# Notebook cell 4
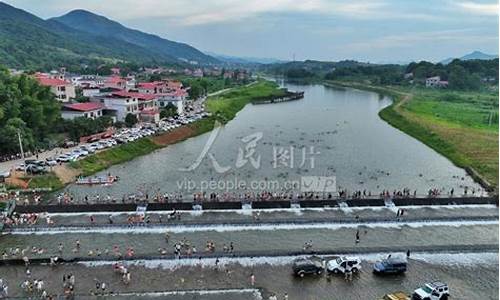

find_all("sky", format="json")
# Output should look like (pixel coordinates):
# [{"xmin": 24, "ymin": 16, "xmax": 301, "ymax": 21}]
[{"xmin": 3, "ymin": 0, "xmax": 499, "ymax": 63}]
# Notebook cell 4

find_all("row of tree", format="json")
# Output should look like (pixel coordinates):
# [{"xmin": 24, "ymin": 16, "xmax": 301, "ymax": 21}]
[{"xmin": 324, "ymin": 59, "xmax": 498, "ymax": 90}]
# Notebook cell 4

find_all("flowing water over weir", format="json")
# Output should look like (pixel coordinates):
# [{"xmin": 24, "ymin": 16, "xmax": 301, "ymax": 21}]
[{"xmin": 62, "ymin": 83, "xmax": 483, "ymax": 200}]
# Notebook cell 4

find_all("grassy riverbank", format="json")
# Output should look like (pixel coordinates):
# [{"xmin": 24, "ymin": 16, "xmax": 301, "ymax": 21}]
[
  {"xmin": 26, "ymin": 173, "xmax": 64, "ymax": 190},
  {"xmin": 61, "ymin": 80, "xmax": 285, "ymax": 184},
  {"xmin": 327, "ymin": 80, "xmax": 499, "ymax": 190},
  {"xmin": 70, "ymin": 138, "xmax": 161, "ymax": 176},
  {"xmin": 206, "ymin": 80, "xmax": 287, "ymax": 123}
]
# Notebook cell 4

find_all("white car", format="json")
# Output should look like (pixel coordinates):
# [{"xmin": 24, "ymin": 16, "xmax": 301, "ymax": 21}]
[
  {"xmin": 327, "ymin": 256, "xmax": 362, "ymax": 274},
  {"xmin": 412, "ymin": 281, "xmax": 450, "ymax": 300},
  {"xmin": 45, "ymin": 158, "xmax": 58, "ymax": 166},
  {"xmin": 75, "ymin": 149, "xmax": 89, "ymax": 156},
  {"xmin": 15, "ymin": 164, "xmax": 26, "ymax": 171},
  {"xmin": 98, "ymin": 141, "xmax": 112, "ymax": 148},
  {"xmin": 56, "ymin": 154, "xmax": 73, "ymax": 162},
  {"xmin": 91, "ymin": 143, "xmax": 104, "ymax": 150},
  {"xmin": 81, "ymin": 145, "xmax": 96, "ymax": 153}
]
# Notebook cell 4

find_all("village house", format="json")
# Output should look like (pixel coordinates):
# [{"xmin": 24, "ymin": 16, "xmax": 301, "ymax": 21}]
[
  {"xmin": 157, "ymin": 89, "xmax": 187, "ymax": 115},
  {"xmin": 93, "ymin": 90, "xmax": 159, "ymax": 123},
  {"xmin": 103, "ymin": 75, "xmax": 128, "ymax": 90},
  {"xmin": 35, "ymin": 73, "xmax": 76, "ymax": 102},
  {"xmin": 193, "ymin": 69, "xmax": 204, "ymax": 78},
  {"xmin": 137, "ymin": 81, "xmax": 169, "ymax": 94},
  {"xmin": 425, "ymin": 76, "xmax": 448, "ymax": 88},
  {"xmin": 61, "ymin": 102, "xmax": 104, "ymax": 120}
]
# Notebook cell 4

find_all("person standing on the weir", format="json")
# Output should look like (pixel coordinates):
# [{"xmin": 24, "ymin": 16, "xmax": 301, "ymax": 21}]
[{"xmin": 355, "ymin": 229, "xmax": 360, "ymax": 244}]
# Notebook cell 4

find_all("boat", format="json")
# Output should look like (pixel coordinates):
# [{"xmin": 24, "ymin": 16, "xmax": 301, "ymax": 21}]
[{"xmin": 76, "ymin": 175, "xmax": 119, "ymax": 185}]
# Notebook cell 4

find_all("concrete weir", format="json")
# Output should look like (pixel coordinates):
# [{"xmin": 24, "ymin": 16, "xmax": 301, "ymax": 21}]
[{"xmin": 13, "ymin": 196, "xmax": 499, "ymax": 213}]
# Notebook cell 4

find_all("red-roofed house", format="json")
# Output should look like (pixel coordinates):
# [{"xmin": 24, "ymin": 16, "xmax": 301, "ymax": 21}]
[
  {"xmin": 61, "ymin": 102, "xmax": 104, "ymax": 120},
  {"xmin": 35, "ymin": 74, "xmax": 76, "ymax": 102},
  {"xmin": 137, "ymin": 81, "xmax": 169, "ymax": 94},
  {"xmin": 103, "ymin": 76, "xmax": 127, "ymax": 90}
]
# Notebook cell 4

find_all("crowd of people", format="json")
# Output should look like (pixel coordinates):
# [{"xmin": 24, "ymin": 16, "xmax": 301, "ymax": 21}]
[{"xmin": 4, "ymin": 184, "xmax": 483, "ymax": 207}]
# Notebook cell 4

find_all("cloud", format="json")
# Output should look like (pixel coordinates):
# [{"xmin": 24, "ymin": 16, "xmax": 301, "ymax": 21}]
[
  {"xmin": 346, "ymin": 28, "xmax": 499, "ymax": 51},
  {"xmin": 455, "ymin": 1, "xmax": 499, "ymax": 15}
]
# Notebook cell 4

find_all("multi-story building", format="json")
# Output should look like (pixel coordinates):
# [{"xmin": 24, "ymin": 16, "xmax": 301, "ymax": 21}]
[{"xmin": 35, "ymin": 74, "xmax": 76, "ymax": 102}]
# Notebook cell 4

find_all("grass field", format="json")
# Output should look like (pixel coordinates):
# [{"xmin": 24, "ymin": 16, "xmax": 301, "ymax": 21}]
[
  {"xmin": 328, "ymin": 80, "xmax": 499, "ymax": 189},
  {"xmin": 206, "ymin": 80, "xmax": 287, "ymax": 123}
]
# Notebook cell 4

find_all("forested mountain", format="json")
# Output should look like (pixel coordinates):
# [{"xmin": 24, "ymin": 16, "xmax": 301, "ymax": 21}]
[
  {"xmin": 52, "ymin": 10, "xmax": 218, "ymax": 65},
  {"xmin": 0, "ymin": 2, "xmax": 217, "ymax": 70}
]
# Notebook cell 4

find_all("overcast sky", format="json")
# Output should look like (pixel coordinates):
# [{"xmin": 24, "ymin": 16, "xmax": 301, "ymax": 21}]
[{"xmin": 4, "ymin": 0, "xmax": 499, "ymax": 62}]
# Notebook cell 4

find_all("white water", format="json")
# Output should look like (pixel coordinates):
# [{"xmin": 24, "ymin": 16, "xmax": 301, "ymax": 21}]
[
  {"xmin": 39, "ymin": 204, "xmax": 498, "ymax": 217},
  {"xmin": 11, "ymin": 219, "xmax": 497, "ymax": 235},
  {"xmin": 78, "ymin": 251, "xmax": 498, "ymax": 270},
  {"xmin": 112, "ymin": 288, "xmax": 262, "ymax": 299}
]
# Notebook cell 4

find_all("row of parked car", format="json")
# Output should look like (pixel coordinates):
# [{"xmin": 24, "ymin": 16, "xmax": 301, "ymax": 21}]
[
  {"xmin": 158, "ymin": 112, "xmax": 208, "ymax": 132},
  {"xmin": 15, "ymin": 127, "xmax": 162, "ymax": 173},
  {"xmin": 292, "ymin": 256, "xmax": 450, "ymax": 300},
  {"xmin": 15, "ymin": 113, "xmax": 210, "ymax": 173}
]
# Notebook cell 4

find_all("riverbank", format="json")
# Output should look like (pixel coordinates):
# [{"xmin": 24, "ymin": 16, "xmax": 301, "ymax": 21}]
[
  {"xmin": 325, "ymin": 80, "xmax": 499, "ymax": 191},
  {"xmin": 206, "ymin": 80, "xmax": 287, "ymax": 123}
]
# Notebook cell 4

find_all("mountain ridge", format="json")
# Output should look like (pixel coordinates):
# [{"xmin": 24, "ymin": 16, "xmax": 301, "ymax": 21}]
[
  {"xmin": 51, "ymin": 9, "xmax": 218, "ymax": 65},
  {"xmin": 440, "ymin": 51, "xmax": 498, "ymax": 64}
]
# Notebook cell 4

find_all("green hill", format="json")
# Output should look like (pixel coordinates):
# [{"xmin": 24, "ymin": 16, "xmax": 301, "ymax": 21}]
[{"xmin": 0, "ymin": 2, "xmax": 217, "ymax": 70}]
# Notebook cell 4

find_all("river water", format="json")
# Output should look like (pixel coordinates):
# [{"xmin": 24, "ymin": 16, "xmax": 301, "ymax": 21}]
[{"xmin": 64, "ymin": 82, "xmax": 481, "ymax": 199}]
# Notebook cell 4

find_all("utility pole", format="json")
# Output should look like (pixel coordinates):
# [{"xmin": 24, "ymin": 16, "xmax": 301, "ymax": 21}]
[
  {"xmin": 17, "ymin": 129, "xmax": 24, "ymax": 161},
  {"xmin": 17, "ymin": 129, "xmax": 26, "ymax": 175}
]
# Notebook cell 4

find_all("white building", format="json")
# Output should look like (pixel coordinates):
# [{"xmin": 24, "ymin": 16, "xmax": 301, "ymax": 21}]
[
  {"xmin": 425, "ymin": 76, "xmax": 448, "ymax": 88},
  {"xmin": 157, "ymin": 89, "xmax": 187, "ymax": 115},
  {"xmin": 35, "ymin": 74, "xmax": 76, "ymax": 102},
  {"xmin": 93, "ymin": 90, "xmax": 159, "ymax": 122}
]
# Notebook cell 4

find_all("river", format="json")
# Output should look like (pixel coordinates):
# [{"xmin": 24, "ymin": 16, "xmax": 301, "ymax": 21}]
[{"xmin": 63, "ymin": 82, "xmax": 482, "ymax": 200}]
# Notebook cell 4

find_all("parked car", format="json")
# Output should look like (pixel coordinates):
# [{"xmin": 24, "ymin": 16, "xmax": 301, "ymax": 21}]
[
  {"xmin": 72, "ymin": 149, "xmax": 88, "ymax": 157},
  {"xmin": 373, "ymin": 255, "xmax": 407, "ymax": 275},
  {"xmin": 292, "ymin": 257, "xmax": 324, "ymax": 277},
  {"xmin": 25, "ymin": 159, "xmax": 45, "ymax": 166},
  {"xmin": 15, "ymin": 164, "xmax": 26, "ymax": 171},
  {"xmin": 327, "ymin": 256, "xmax": 362, "ymax": 274},
  {"xmin": 80, "ymin": 145, "xmax": 96, "ymax": 154},
  {"xmin": 45, "ymin": 158, "xmax": 58, "ymax": 166},
  {"xmin": 26, "ymin": 164, "xmax": 46, "ymax": 174},
  {"xmin": 90, "ymin": 143, "xmax": 104, "ymax": 150},
  {"xmin": 412, "ymin": 281, "xmax": 449, "ymax": 300},
  {"xmin": 56, "ymin": 154, "xmax": 74, "ymax": 162}
]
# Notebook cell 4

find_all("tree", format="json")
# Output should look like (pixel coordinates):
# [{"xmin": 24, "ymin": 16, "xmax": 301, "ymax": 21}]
[
  {"xmin": 0, "ymin": 67, "xmax": 60, "ymax": 154},
  {"xmin": 160, "ymin": 103, "xmax": 178, "ymax": 119},
  {"xmin": 125, "ymin": 113, "xmax": 138, "ymax": 128}
]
